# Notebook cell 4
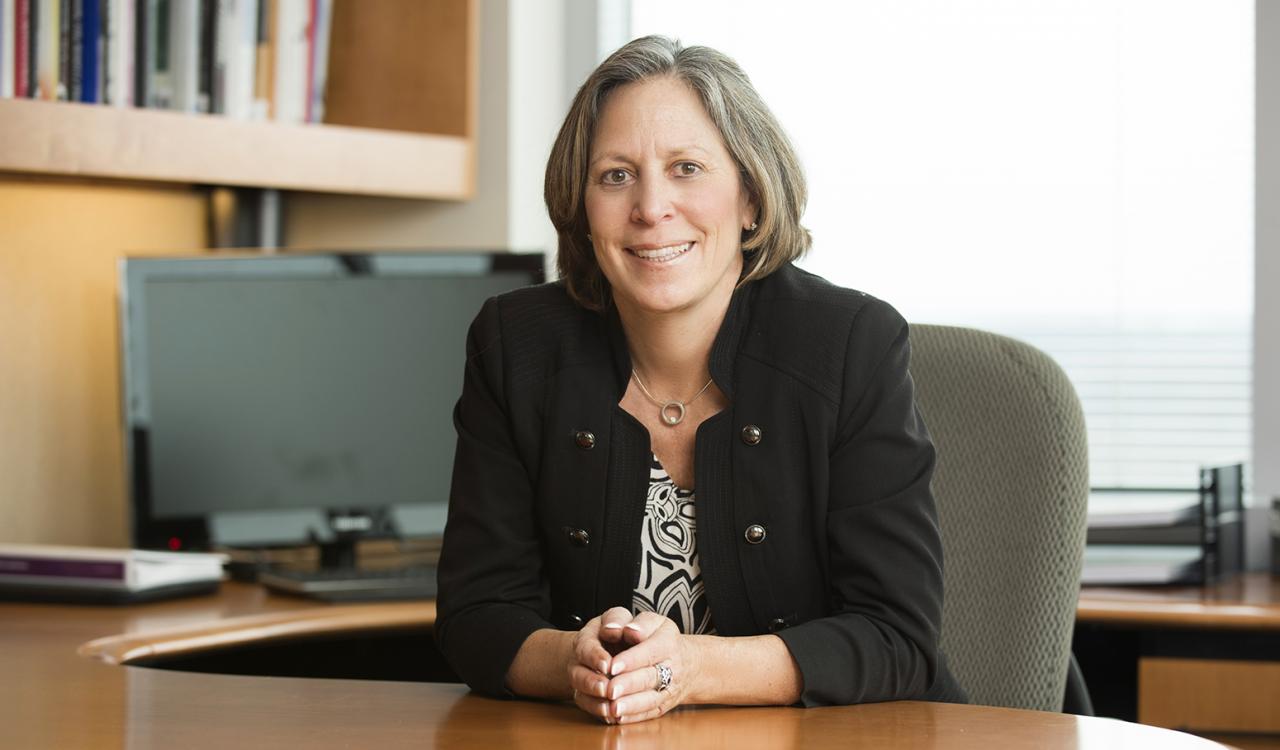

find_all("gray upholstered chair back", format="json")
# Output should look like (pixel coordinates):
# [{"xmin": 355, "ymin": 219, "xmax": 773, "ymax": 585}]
[{"xmin": 909, "ymin": 324, "xmax": 1089, "ymax": 712}]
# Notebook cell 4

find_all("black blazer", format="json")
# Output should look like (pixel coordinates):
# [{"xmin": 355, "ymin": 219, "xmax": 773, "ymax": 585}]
[{"xmin": 435, "ymin": 263, "xmax": 966, "ymax": 706}]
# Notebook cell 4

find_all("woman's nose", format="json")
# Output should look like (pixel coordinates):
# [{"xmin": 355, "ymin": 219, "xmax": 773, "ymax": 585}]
[{"xmin": 631, "ymin": 177, "xmax": 675, "ymax": 226}]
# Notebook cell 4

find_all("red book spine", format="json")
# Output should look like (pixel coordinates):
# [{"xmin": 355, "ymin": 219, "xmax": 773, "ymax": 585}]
[{"xmin": 15, "ymin": 0, "xmax": 30, "ymax": 97}]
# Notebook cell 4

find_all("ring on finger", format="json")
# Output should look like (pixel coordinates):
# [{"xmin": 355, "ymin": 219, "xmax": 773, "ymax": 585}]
[{"xmin": 654, "ymin": 663, "xmax": 673, "ymax": 692}]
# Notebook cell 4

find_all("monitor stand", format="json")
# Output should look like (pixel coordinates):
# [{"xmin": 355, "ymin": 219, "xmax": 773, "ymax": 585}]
[{"xmin": 317, "ymin": 534, "xmax": 361, "ymax": 571}]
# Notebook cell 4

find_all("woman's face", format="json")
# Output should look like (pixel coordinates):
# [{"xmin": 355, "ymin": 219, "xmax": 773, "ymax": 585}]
[{"xmin": 584, "ymin": 77, "xmax": 756, "ymax": 318}]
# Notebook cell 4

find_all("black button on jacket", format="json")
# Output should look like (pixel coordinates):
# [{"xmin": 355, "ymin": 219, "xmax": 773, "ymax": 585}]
[{"xmin": 435, "ymin": 263, "xmax": 966, "ymax": 707}]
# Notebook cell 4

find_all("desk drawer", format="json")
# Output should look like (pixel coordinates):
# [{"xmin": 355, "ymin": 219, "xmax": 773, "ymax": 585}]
[{"xmin": 1139, "ymin": 657, "xmax": 1280, "ymax": 733}]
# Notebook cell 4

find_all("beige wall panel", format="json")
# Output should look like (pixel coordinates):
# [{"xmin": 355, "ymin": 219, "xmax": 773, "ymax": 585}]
[
  {"xmin": 0, "ymin": 175, "xmax": 207, "ymax": 547},
  {"xmin": 285, "ymin": 0, "xmax": 509, "ymax": 253}
]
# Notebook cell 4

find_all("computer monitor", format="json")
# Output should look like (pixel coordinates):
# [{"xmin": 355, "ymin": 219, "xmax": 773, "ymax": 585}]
[{"xmin": 119, "ymin": 251, "xmax": 544, "ymax": 561}]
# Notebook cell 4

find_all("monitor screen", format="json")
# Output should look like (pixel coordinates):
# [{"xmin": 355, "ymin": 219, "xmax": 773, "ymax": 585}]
[{"xmin": 120, "ymin": 252, "xmax": 544, "ymax": 551}]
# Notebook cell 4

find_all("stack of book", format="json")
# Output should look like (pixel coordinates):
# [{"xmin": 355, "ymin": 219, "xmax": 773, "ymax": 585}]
[
  {"xmin": 0, "ymin": 543, "xmax": 227, "ymax": 603},
  {"xmin": 1082, "ymin": 464, "xmax": 1245, "ymax": 586},
  {"xmin": 0, "ymin": 0, "xmax": 333, "ymax": 122}
]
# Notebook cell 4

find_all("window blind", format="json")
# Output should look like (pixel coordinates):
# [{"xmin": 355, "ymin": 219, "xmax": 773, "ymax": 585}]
[
  {"xmin": 631, "ymin": 0, "xmax": 1254, "ymax": 495},
  {"xmin": 994, "ymin": 320, "xmax": 1251, "ymax": 490}
]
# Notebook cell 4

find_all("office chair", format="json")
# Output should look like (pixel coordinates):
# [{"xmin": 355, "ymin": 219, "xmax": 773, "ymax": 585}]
[{"xmin": 909, "ymin": 324, "xmax": 1090, "ymax": 713}]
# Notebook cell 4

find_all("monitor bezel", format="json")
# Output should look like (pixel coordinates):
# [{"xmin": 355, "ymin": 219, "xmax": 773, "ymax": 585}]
[{"xmin": 118, "ymin": 250, "xmax": 546, "ymax": 552}]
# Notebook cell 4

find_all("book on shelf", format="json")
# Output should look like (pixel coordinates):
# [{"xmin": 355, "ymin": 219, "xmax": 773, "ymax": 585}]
[
  {"xmin": 1082, "ymin": 464, "xmax": 1245, "ymax": 586},
  {"xmin": 75, "ymin": 0, "xmax": 101, "ymax": 103},
  {"xmin": 3, "ymin": 0, "xmax": 332, "ymax": 123},
  {"xmin": 35, "ymin": 0, "xmax": 57, "ymax": 100},
  {"xmin": 252, "ymin": 0, "xmax": 272, "ymax": 118},
  {"xmin": 166, "ymin": 0, "xmax": 199, "ymax": 111},
  {"xmin": 58, "ymin": 0, "xmax": 69, "ymax": 100},
  {"xmin": 0, "ymin": 0, "xmax": 14, "ymax": 98},
  {"xmin": 13, "ymin": 0, "xmax": 31, "ymax": 99},
  {"xmin": 197, "ymin": 0, "xmax": 213, "ymax": 110},
  {"xmin": 307, "ymin": 0, "xmax": 330, "ymax": 122},
  {"xmin": 271, "ymin": 0, "xmax": 306, "ymax": 122},
  {"xmin": 104, "ymin": 0, "xmax": 134, "ymax": 105},
  {"xmin": 132, "ymin": 0, "xmax": 149, "ymax": 104},
  {"xmin": 146, "ymin": 0, "xmax": 171, "ymax": 108},
  {"xmin": 0, "ymin": 543, "xmax": 227, "ymax": 604},
  {"xmin": 213, "ymin": 0, "xmax": 258, "ymax": 119}
]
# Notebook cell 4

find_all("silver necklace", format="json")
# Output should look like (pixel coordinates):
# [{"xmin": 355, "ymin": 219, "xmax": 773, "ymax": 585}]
[{"xmin": 631, "ymin": 370, "xmax": 714, "ymax": 426}]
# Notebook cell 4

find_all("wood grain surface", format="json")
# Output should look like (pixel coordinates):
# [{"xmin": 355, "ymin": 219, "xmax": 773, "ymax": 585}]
[
  {"xmin": 0, "ymin": 582, "xmax": 1236, "ymax": 749},
  {"xmin": 1078, "ymin": 572, "xmax": 1280, "ymax": 630},
  {"xmin": 0, "ymin": 100, "xmax": 473, "ymax": 198}
]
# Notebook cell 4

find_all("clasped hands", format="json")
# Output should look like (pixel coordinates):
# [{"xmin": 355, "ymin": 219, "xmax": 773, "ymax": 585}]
[{"xmin": 568, "ymin": 606, "xmax": 698, "ymax": 724}]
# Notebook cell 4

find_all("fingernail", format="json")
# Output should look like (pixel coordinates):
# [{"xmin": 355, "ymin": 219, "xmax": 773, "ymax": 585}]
[
  {"xmin": 603, "ymin": 622, "xmax": 622, "ymax": 630},
  {"xmin": 611, "ymin": 661, "xmax": 626, "ymax": 676},
  {"xmin": 598, "ymin": 660, "xmax": 609, "ymax": 674},
  {"xmin": 597, "ymin": 680, "xmax": 607, "ymax": 697},
  {"xmin": 615, "ymin": 700, "xmax": 627, "ymax": 716},
  {"xmin": 610, "ymin": 684, "xmax": 621, "ymax": 700},
  {"xmin": 624, "ymin": 623, "xmax": 642, "ymax": 631}
]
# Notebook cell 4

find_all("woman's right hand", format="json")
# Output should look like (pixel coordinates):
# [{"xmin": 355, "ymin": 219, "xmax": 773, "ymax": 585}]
[{"xmin": 568, "ymin": 606, "xmax": 633, "ymax": 723}]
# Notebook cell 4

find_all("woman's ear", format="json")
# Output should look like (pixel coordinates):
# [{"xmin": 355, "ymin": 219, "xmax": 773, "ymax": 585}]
[{"xmin": 742, "ymin": 197, "xmax": 759, "ymax": 232}]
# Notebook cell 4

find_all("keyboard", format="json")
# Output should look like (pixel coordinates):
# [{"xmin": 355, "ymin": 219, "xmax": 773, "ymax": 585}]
[{"xmin": 258, "ymin": 565, "xmax": 438, "ymax": 602}]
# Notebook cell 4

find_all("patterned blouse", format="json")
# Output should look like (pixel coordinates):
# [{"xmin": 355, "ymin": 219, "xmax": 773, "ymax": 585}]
[{"xmin": 632, "ymin": 453, "xmax": 716, "ymax": 635}]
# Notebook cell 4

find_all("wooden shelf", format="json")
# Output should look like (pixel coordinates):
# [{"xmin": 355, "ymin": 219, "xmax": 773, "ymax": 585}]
[
  {"xmin": 0, "ymin": 99, "xmax": 472, "ymax": 199},
  {"xmin": 0, "ymin": 0, "xmax": 477, "ymax": 200}
]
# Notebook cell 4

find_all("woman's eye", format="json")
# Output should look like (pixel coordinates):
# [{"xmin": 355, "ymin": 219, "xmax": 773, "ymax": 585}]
[
  {"xmin": 676, "ymin": 162, "xmax": 701, "ymax": 176},
  {"xmin": 602, "ymin": 169, "xmax": 629, "ymax": 185}
]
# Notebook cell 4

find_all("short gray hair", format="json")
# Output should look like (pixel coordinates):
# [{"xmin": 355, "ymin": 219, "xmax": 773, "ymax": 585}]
[{"xmin": 545, "ymin": 35, "xmax": 811, "ymax": 311}]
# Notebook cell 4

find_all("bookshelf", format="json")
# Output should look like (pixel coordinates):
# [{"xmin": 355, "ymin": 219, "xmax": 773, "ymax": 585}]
[
  {"xmin": 0, "ymin": 0, "xmax": 479, "ymax": 552},
  {"xmin": 0, "ymin": 0, "xmax": 477, "ymax": 200}
]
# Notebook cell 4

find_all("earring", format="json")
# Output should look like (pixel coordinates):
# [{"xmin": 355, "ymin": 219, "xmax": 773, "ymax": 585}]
[
  {"xmin": 586, "ymin": 233, "xmax": 593, "ymax": 241},
  {"xmin": 747, "ymin": 222, "xmax": 758, "ymax": 231}
]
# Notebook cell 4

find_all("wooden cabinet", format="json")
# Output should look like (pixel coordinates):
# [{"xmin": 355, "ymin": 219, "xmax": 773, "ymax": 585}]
[
  {"xmin": 1076, "ymin": 574, "xmax": 1280, "ymax": 744},
  {"xmin": 0, "ymin": 0, "xmax": 477, "ymax": 200},
  {"xmin": 1139, "ymin": 657, "xmax": 1280, "ymax": 734}
]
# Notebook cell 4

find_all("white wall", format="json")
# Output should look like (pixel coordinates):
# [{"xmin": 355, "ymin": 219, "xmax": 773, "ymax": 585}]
[
  {"xmin": 1254, "ymin": 0, "xmax": 1279, "ymax": 569},
  {"xmin": 508, "ymin": 0, "xmax": 565, "ymax": 254}
]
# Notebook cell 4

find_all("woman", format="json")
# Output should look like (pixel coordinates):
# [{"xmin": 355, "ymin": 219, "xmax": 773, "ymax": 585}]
[{"xmin": 435, "ymin": 35, "xmax": 966, "ymax": 725}]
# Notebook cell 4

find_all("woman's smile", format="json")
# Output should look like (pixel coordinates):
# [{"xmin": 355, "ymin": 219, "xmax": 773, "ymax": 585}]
[{"xmin": 627, "ymin": 241, "xmax": 694, "ymax": 263}]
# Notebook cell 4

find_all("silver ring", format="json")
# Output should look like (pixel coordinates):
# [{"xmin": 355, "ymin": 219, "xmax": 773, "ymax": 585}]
[{"xmin": 654, "ymin": 663, "xmax": 673, "ymax": 692}]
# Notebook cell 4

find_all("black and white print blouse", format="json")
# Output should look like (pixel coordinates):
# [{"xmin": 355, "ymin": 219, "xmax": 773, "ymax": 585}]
[{"xmin": 631, "ymin": 453, "xmax": 715, "ymax": 635}]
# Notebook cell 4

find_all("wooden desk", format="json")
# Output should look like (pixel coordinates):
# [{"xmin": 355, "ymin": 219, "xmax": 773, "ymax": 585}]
[
  {"xmin": 1077, "ymin": 572, "xmax": 1280, "ymax": 741},
  {"xmin": 1079, "ymin": 572, "xmax": 1280, "ymax": 631},
  {"xmin": 2, "ymin": 582, "xmax": 1230, "ymax": 749}
]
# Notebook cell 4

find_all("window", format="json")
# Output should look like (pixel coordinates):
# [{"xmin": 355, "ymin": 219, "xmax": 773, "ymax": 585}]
[{"xmin": 631, "ymin": 0, "xmax": 1253, "ymax": 490}]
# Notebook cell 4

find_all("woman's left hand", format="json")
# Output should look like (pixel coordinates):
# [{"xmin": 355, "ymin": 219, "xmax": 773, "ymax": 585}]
[{"xmin": 599, "ymin": 611, "xmax": 703, "ymax": 724}]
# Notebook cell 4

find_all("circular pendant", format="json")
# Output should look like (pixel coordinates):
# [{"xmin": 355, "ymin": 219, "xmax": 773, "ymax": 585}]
[{"xmin": 660, "ymin": 401, "xmax": 686, "ymax": 426}]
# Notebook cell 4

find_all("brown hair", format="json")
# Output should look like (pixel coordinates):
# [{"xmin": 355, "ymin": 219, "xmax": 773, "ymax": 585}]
[{"xmin": 544, "ymin": 35, "xmax": 811, "ymax": 311}]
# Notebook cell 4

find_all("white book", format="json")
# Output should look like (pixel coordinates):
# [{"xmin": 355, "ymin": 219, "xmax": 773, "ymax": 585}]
[
  {"xmin": 168, "ymin": 0, "xmax": 201, "ymax": 112},
  {"xmin": 271, "ymin": 0, "xmax": 307, "ymax": 123},
  {"xmin": 36, "ymin": 0, "xmax": 58, "ymax": 100},
  {"xmin": 216, "ymin": 0, "xmax": 257, "ymax": 119},
  {"xmin": 0, "ymin": 544, "xmax": 227, "ymax": 593},
  {"xmin": 105, "ymin": 0, "xmax": 134, "ymax": 106},
  {"xmin": 1, "ymin": 0, "xmax": 15, "ymax": 98}
]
